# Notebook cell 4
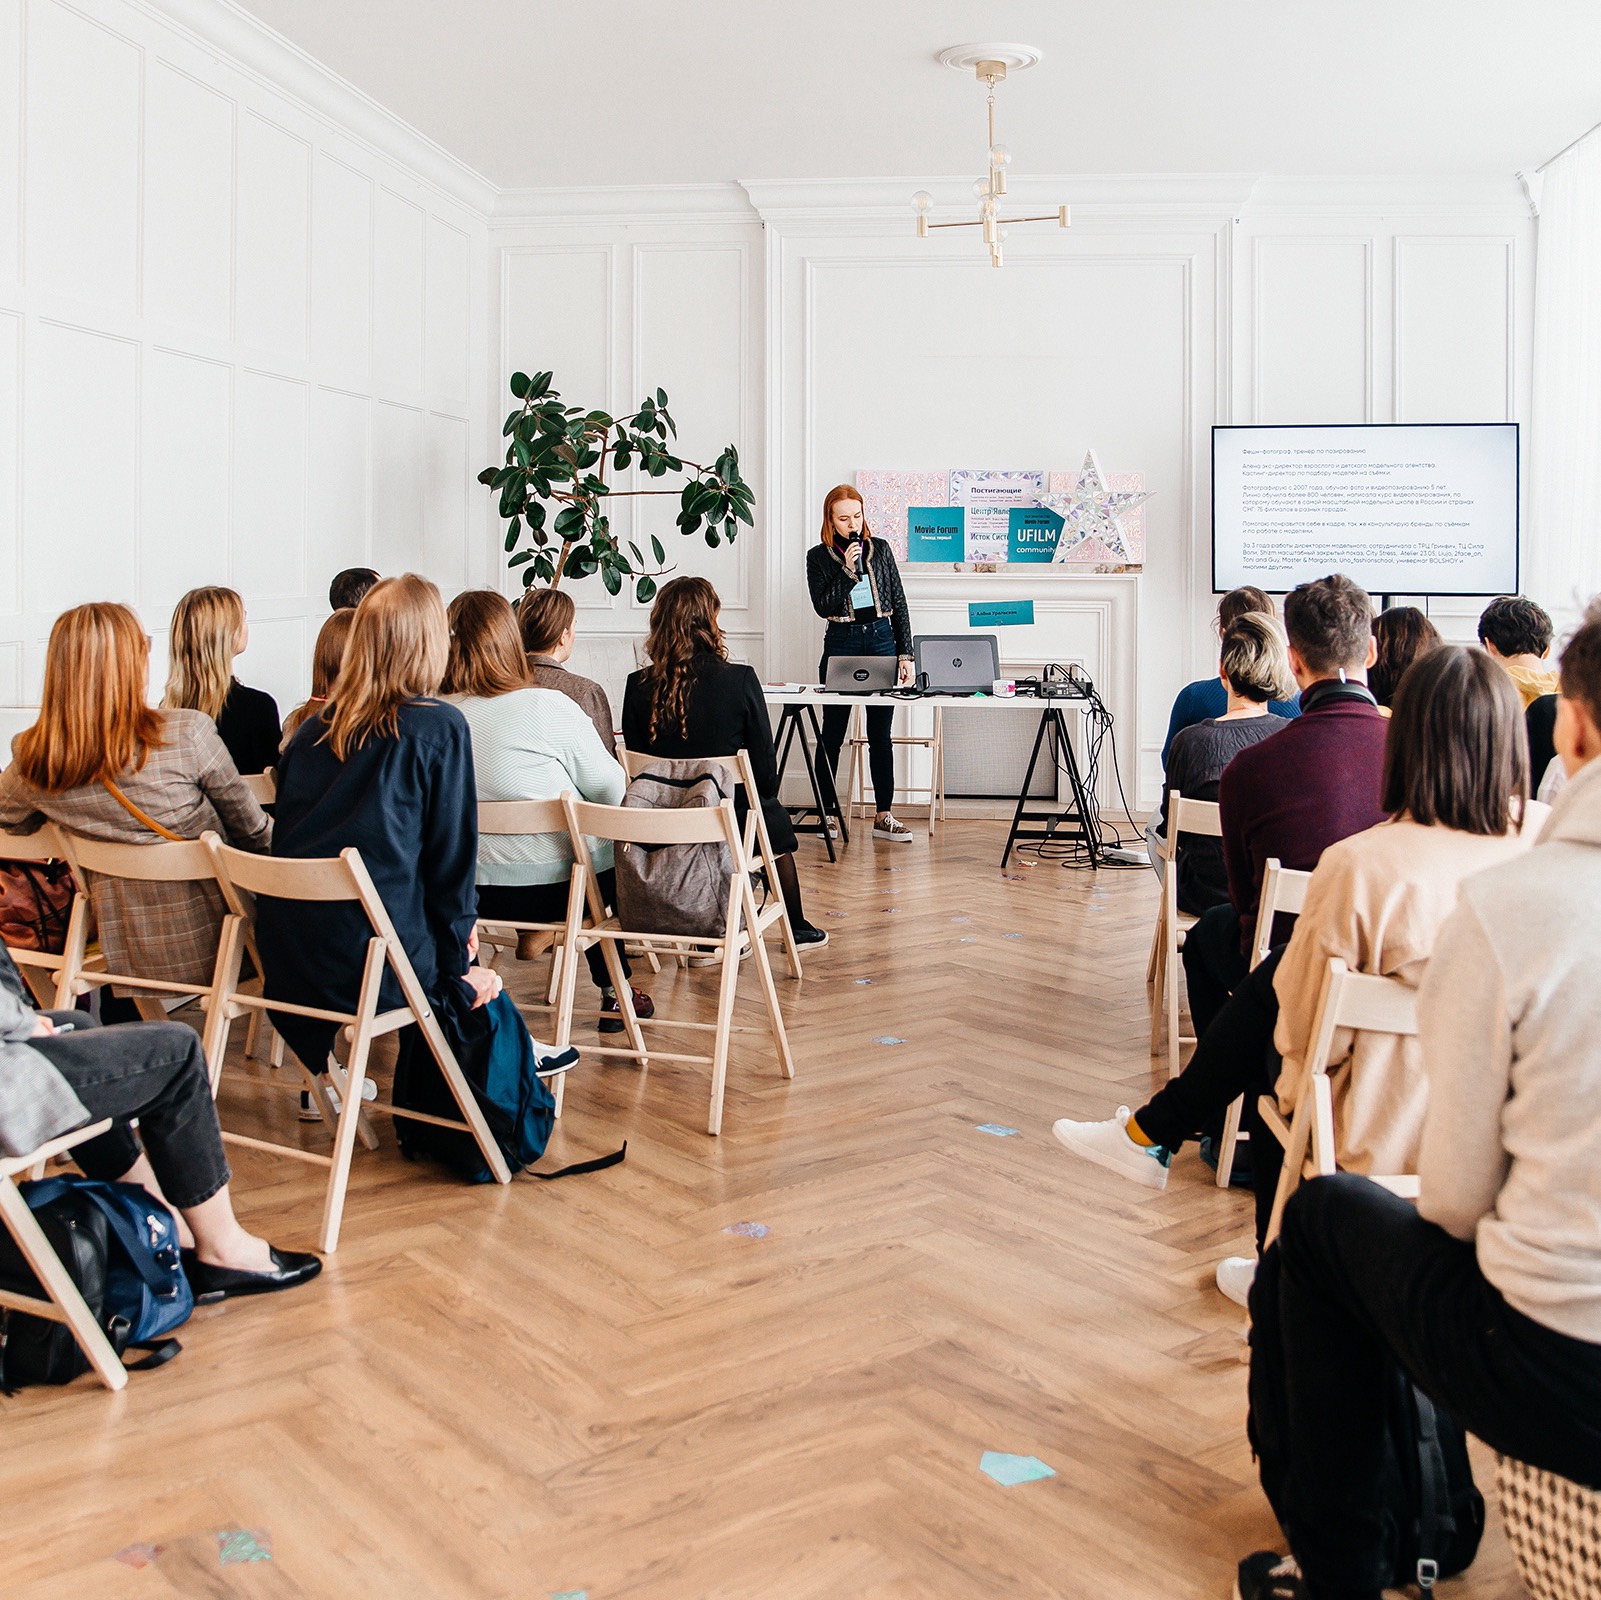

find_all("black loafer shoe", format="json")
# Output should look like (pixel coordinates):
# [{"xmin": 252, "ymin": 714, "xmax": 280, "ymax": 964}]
[{"xmin": 182, "ymin": 1246, "xmax": 323, "ymax": 1302}]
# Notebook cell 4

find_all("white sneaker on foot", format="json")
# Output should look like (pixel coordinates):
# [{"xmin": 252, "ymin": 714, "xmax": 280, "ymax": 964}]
[
  {"xmin": 1215, "ymin": 1255, "xmax": 1257, "ymax": 1308},
  {"xmin": 873, "ymin": 812, "xmax": 913, "ymax": 842},
  {"xmin": 1051, "ymin": 1107, "xmax": 1171, "ymax": 1191}
]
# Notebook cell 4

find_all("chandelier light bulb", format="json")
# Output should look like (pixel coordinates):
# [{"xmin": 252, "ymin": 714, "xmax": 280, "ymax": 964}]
[
  {"xmin": 989, "ymin": 143, "xmax": 1012, "ymax": 168},
  {"xmin": 972, "ymin": 176, "xmax": 992, "ymax": 201},
  {"xmin": 911, "ymin": 190, "xmax": 934, "ymax": 215}
]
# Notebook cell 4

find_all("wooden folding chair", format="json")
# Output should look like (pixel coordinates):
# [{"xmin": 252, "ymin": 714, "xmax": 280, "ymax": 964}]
[
  {"xmin": 0, "ymin": 1119, "xmax": 126, "ymax": 1389},
  {"xmin": 242, "ymin": 772, "xmax": 276, "ymax": 807},
  {"xmin": 1147, "ymin": 794, "xmax": 1223, "ymax": 1070},
  {"xmin": 1215, "ymin": 857, "xmax": 1314, "ymax": 1188},
  {"xmin": 618, "ymin": 747, "xmax": 803, "ymax": 979},
  {"xmin": 204, "ymin": 837, "xmax": 512, "ymax": 1252},
  {"xmin": 1258, "ymin": 955, "xmax": 1420, "ymax": 1247},
  {"xmin": 847, "ymin": 703, "xmax": 945, "ymax": 833},
  {"xmin": 561, "ymin": 794, "xmax": 794, "ymax": 1136},
  {"xmin": 472, "ymin": 798, "xmax": 608, "ymax": 1119},
  {"xmin": 0, "ymin": 824, "xmax": 101, "ymax": 1009}
]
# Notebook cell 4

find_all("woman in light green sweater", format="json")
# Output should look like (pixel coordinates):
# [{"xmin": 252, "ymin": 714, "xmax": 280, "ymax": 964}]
[{"xmin": 444, "ymin": 590, "xmax": 651, "ymax": 1032}]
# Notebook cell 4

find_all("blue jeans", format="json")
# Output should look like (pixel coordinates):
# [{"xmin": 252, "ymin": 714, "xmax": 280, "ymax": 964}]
[{"xmin": 818, "ymin": 618, "xmax": 897, "ymax": 813}]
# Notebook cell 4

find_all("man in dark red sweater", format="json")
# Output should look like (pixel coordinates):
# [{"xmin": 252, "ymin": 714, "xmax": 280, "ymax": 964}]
[{"xmin": 1182, "ymin": 575, "xmax": 1391, "ymax": 1037}]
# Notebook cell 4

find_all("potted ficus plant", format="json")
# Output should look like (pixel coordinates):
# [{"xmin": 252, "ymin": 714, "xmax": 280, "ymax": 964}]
[{"xmin": 479, "ymin": 370, "xmax": 754, "ymax": 603}]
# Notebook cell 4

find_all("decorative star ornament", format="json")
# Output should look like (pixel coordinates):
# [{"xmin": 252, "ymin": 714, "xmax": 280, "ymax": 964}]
[{"xmin": 1039, "ymin": 450, "xmax": 1154, "ymax": 563}]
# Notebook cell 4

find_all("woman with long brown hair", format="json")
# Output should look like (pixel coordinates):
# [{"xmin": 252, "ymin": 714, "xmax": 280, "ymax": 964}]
[
  {"xmin": 518, "ymin": 586, "xmax": 615, "ymax": 749},
  {"xmin": 257, "ymin": 576, "xmax": 576, "ymax": 1133},
  {"xmin": 444, "ymin": 589, "xmax": 651, "ymax": 1030},
  {"xmin": 0, "ymin": 601, "xmax": 270, "ymax": 994},
  {"xmin": 164, "ymin": 585, "xmax": 282, "ymax": 775},
  {"xmin": 805, "ymin": 485, "xmax": 915, "ymax": 841},
  {"xmin": 1369, "ymin": 604, "xmax": 1442, "ymax": 709},
  {"xmin": 621, "ymin": 576, "xmax": 828, "ymax": 948},
  {"xmin": 282, "ymin": 608, "xmax": 356, "ymax": 745}
]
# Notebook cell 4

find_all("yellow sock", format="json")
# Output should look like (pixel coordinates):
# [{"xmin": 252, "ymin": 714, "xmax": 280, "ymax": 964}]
[{"xmin": 1124, "ymin": 1114, "xmax": 1156, "ymax": 1147}]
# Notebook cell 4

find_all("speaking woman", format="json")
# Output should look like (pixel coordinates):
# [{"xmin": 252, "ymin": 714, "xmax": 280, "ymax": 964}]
[{"xmin": 805, "ymin": 485, "xmax": 914, "ymax": 841}]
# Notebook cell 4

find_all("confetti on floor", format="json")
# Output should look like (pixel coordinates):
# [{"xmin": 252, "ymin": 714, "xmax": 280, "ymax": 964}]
[
  {"xmin": 1003, "ymin": 932, "xmax": 1023, "ymax": 939},
  {"xmin": 958, "ymin": 937, "xmax": 977, "ymax": 943},
  {"xmin": 975, "ymin": 1124, "xmax": 1020, "ymax": 1138},
  {"xmin": 724, "ymin": 1221, "xmax": 770, "ymax": 1239},
  {"xmin": 950, "ymin": 916, "xmax": 971, "ymax": 923},
  {"xmin": 882, "ymin": 907, "xmax": 900, "ymax": 913},
  {"xmin": 874, "ymin": 1036, "xmax": 907, "ymax": 1046},
  {"xmin": 854, "ymin": 978, "xmax": 875, "ymax": 986},
  {"xmin": 113, "ymin": 1545, "xmax": 165, "ymax": 1570},
  {"xmin": 980, "ymin": 1451, "xmax": 1057, "ymax": 1487},
  {"xmin": 551, "ymin": 1592, "xmax": 589, "ymax": 1600},
  {"xmin": 215, "ymin": 1529, "xmax": 272, "ymax": 1565}
]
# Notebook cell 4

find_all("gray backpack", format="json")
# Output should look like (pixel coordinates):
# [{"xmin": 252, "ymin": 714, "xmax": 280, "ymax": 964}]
[{"xmin": 613, "ymin": 759, "xmax": 736, "ymax": 939}]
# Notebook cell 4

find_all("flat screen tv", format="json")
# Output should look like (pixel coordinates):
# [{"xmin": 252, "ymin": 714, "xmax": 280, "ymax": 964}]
[{"xmin": 1212, "ymin": 422, "xmax": 1519, "ymax": 596}]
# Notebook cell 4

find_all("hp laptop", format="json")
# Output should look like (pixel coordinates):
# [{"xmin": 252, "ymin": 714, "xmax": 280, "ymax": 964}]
[
  {"xmin": 823, "ymin": 655, "xmax": 898, "ymax": 694},
  {"xmin": 913, "ymin": 634, "xmax": 1000, "ymax": 694}
]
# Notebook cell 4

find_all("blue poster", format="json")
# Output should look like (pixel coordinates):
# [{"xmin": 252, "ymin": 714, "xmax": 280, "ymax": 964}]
[
  {"xmin": 968, "ymin": 600, "xmax": 1035, "ymax": 628},
  {"xmin": 1008, "ymin": 506, "xmax": 1064, "ymax": 563},
  {"xmin": 907, "ymin": 505, "xmax": 965, "ymax": 561}
]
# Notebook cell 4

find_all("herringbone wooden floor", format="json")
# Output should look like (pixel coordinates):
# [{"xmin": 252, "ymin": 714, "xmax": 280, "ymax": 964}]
[{"xmin": 0, "ymin": 822, "xmax": 1524, "ymax": 1598}]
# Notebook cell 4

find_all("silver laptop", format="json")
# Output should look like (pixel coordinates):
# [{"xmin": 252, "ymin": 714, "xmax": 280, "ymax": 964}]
[
  {"xmin": 823, "ymin": 655, "xmax": 897, "ymax": 694},
  {"xmin": 913, "ymin": 634, "xmax": 1000, "ymax": 694}
]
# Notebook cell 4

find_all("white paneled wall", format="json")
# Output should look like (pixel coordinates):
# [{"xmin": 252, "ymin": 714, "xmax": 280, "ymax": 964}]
[
  {"xmin": 492, "ymin": 177, "xmax": 1533, "ymax": 807},
  {"xmin": 0, "ymin": 0, "xmax": 493, "ymax": 711}
]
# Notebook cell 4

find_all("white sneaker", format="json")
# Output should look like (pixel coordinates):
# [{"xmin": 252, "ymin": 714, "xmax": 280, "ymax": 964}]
[
  {"xmin": 873, "ymin": 813, "xmax": 913, "ymax": 842},
  {"xmin": 300, "ymin": 1073, "xmax": 378, "ymax": 1121},
  {"xmin": 1051, "ymin": 1107, "xmax": 1171, "ymax": 1191},
  {"xmin": 1215, "ymin": 1255, "xmax": 1257, "ymax": 1309}
]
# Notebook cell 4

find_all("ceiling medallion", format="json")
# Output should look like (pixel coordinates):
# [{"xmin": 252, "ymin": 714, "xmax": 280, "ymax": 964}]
[{"xmin": 912, "ymin": 43, "xmax": 1068, "ymax": 269}]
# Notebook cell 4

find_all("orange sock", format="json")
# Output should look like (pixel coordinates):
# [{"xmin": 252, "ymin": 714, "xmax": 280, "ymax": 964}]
[{"xmin": 1125, "ymin": 1113, "xmax": 1157, "ymax": 1147}]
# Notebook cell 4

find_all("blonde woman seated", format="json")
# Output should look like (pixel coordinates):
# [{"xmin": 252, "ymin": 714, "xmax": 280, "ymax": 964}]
[
  {"xmin": 165, "ymin": 585, "xmax": 281, "ymax": 775},
  {"xmin": 444, "ymin": 590, "xmax": 650, "ymax": 1033},
  {"xmin": 282, "ymin": 608, "xmax": 355, "ymax": 745},
  {"xmin": 1054, "ymin": 645, "xmax": 1544, "ymax": 1293},
  {"xmin": 0, "ymin": 603, "xmax": 271, "ymax": 1016}
]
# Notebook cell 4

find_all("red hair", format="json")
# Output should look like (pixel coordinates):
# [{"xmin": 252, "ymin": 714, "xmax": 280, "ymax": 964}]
[{"xmin": 819, "ymin": 485, "xmax": 871, "ymax": 551}]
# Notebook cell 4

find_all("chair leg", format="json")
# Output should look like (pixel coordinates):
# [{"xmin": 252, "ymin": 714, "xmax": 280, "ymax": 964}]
[
  {"xmin": 747, "ymin": 900, "xmax": 795, "ymax": 1081},
  {"xmin": 706, "ymin": 938, "xmax": 743, "ymax": 1137},
  {"xmin": 1146, "ymin": 910, "xmax": 1163, "ymax": 985},
  {"xmin": 1216, "ymin": 1094, "xmax": 1246, "ymax": 1189},
  {"xmin": 1166, "ymin": 948, "xmax": 1184, "ymax": 1076},
  {"xmin": 318, "ymin": 940, "xmax": 387, "ymax": 1253},
  {"xmin": 0, "ymin": 1179, "xmax": 128, "ymax": 1391},
  {"xmin": 1148, "ymin": 917, "xmax": 1166, "ymax": 1055}
]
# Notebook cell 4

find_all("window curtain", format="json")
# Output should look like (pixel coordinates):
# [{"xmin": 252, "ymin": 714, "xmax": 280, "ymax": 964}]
[{"xmin": 1529, "ymin": 128, "xmax": 1601, "ymax": 627}]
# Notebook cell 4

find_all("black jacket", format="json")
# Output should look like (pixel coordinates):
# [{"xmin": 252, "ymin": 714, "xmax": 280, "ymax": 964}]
[
  {"xmin": 806, "ymin": 539, "xmax": 912, "ymax": 658},
  {"xmin": 216, "ymin": 681, "xmax": 282, "ymax": 776}
]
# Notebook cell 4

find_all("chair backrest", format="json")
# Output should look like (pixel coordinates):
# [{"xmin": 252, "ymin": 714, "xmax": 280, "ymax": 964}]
[
  {"xmin": 60, "ymin": 831, "xmax": 219, "ymax": 885},
  {"xmin": 1311, "ymin": 958, "xmax": 1420, "ymax": 1065},
  {"xmin": 243, "ymin": 772, "xmax": 276, "ymax": 805},
  {"xmin": 618, "ymin": 747, "xmax": 773, "ymax": 871},
  {"xmin": 205, "ymin": 838, "xmax": 366, "ymax": 905},
  {"xmin": 0, "ymin": 823, "xmax": 68, "ymax": 863},
  {"xmin": 1167, "ymin": 794, "xmax": 1223, "ymax": 854},
  {"xmin": 565, "ymin": 794, "xmax": 740, "ymax": 852},
  {"xmin": 477, "ymin": 798, "xmax": 569, "ymax": 837},
  {"xmin": 1251, "ymin": 857, "xmax": 1314, "ymax": 969}
]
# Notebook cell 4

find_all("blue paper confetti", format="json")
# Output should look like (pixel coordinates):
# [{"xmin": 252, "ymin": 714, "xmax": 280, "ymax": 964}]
[
  {"xmin": 724, "ymin": 1221, "xmax": 770, "ymax": 1239},
  {"xmin": 874, "ymin": 1035, "xmax": 906, "ymax": 1046},
  {"xmin": 950, "ymin": 916, "xmax": 971, "ymax": 923},
  {"xmin": 980, "ymin": 1451, "xmax": 1056, "ymax": 1487},
  {"xmin": 551, "ymin": 1592, "xmax": 588, "ymax": 1600},
  {"xmin": 1003, "ymin": 932, "xmax": 1023, "ymax": 940},
  {"xmin": 215, "ymin": 1529, "xmax": 271, "ymax": 1565},
  {"xmin": 854, "ymin": 978, "xmax": 875, "ymax": 986},
  {"xmin": 975, "ymin": 1123, "xmax": 1020, "ymax": 1138}
]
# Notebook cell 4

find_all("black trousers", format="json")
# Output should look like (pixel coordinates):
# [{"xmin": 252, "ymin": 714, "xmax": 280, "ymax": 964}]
[
  {"xmin": 1181, "ymin": 901, "xmax": 1248, "ymax": 1040},
  {"xmin": 1138, "ymin": 948, "xmax": 1286, "ymax": 1247},
  {"xmin": 1250, "ymin": 1175, "xmax": 1601, "ymax": 1599},
  {"xmin": 476, "ymin": 870, "xmax": 631, "ymax": 992},
  {"xmin": 817, "ymin": 616, "xmax": 898, "ymax": 814},
  {"xmin": 32, "ymin": 1017, "xmax": 231, "ymax": 1211}
]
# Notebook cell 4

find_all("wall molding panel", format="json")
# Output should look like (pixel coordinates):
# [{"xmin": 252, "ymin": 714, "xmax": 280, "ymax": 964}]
[{"xmin": 0, "ymin": 0, "xmax": 492, "ymax": 708}]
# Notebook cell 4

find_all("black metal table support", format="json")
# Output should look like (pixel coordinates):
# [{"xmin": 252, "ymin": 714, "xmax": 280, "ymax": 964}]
[
  {"xmin": 773, "ymin": 702, "xmax": 847, "ymax": 860},
  {"xmin": 1000, "ymin": 703, "xmax": 1101, "ymax": 868}
]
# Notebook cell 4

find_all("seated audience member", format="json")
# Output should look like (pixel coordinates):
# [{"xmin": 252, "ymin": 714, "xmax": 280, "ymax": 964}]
[
  {"xmin": 1527, "ymin": 690, "xmax": 1559, "ymax": 793},
  {"xmin": 1160, "ymin": 587, "xmax": 1300, "ymax": 765},
  {"xmin": 1478, "ymin": 592, "xmax": 1559, "ymax": 706},
  {"xmin": 0, "ymin": 947, "xmax": 318, "ymax": 1296},
  {"xmin": 1367, "ymin": 605, "xmax": 1441, "ymax": 709},
  {"xmin": 0, "ymin": 603, "xmax": 270, "ymax": 1003},
  {"xmin": 1236, "ymin": 605, "xmax": 1601, "ymax": 1600},
  {"xmin": 621, "ymin": 576, "xmax": 828, "ymax": 949},
  {"xmin": 1152, "ymin": 613, "xmax": 1295, "ymax": 915},
  {"xmin": 258, "ymin": 577, "xmax": 573, "ymax": 1104},
  {"xmin": 443, "ymin": 589, "xmax": 650, "ymax": 1032},
  {"xmin": 1181, "ymin": 575, "xmax": 1390, "ymax": 1040},
  {"xmin": 328, "ymin": 567, "xmax": 379, "ymax": 612},
  {"xmin": 164, "ymin": 586, "xmax": 282, "ymax": 776},
  {"xmin": 1055, "ymin": 646, "xmax": 1540, "ymax": 1274},
  {"xmin": 518, "ymin": 587, "xmax": 616, "ymax": 749},
  {"xmin": 282, "ymin": 609, "xmax": 355, "ymax": 745}
]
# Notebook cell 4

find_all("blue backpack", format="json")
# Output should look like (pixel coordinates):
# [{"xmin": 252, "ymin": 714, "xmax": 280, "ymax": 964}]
[{"xmin": 0, "ymin": 1176, "xmax": 192, "ymax": 1387}]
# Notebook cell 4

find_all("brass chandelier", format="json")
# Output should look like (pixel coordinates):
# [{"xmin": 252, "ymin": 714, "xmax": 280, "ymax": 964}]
[{"xmin": 912, "ymin": 44, "xmax": 1070, "ymax": 268}]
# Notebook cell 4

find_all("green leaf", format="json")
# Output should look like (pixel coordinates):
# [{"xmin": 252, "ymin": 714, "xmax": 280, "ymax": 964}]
[
  {"xmin": 509, "ymin": 371, "xmax": 531, "ymax": 399},
  {"xmin": 732, "ymin": 498, "xmax": 754, "ymax": 526},
  {"xmin": 705, "ymin": 526, "xmax": 721, "ymax": 547},
  {"xmin": 635, "ymin": 575, "xmax": 657, "ymax": 604},
  {"xmin": 655, "ymin": 387, "xmax": 667, "ymax": 407},
  {"xmin": 650, "ymin": 535, "xmax": 665, "ymax": 564},
  {"xmin": 504, "ymin": 518, "xmax": 521, "ymax": 552},
  {"xmin": 530, "ymin": 371, "xmax": 553, "ymax": 399},
  {"xmin": 503, "ymin": 411, "xmax": 522, "ymax": 438},
  {"xmin": 522, "ymin": 567, "xmax": 538, "ymax": 588},
  {"xmin": 512, "ymin": 437, "xmax": 530, "ymax": 469},
  {"xmin": 724, "ymin": 517, "xmax": 736, "ymax": 542},
  {"xmin": 553, "ymin": 506, "xmax": 585, "ymax": 536},
  {"xmin": 601, "ymin": 564, "xmax": 622, "ymax": 596},
  {"xmin": 508, "ymin": 551, "xmax": 533, "ymax": 567},
  {"xmin": 628, "ymin": 541, "xmax": 643, "ymax": 565},
  {"xmin": 477, "ymin": 467, "xmax": 499, "ymax": 486},
  {"xmin": 527, "ymin": 502, "xmax": 546, "ymax": 531}
]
